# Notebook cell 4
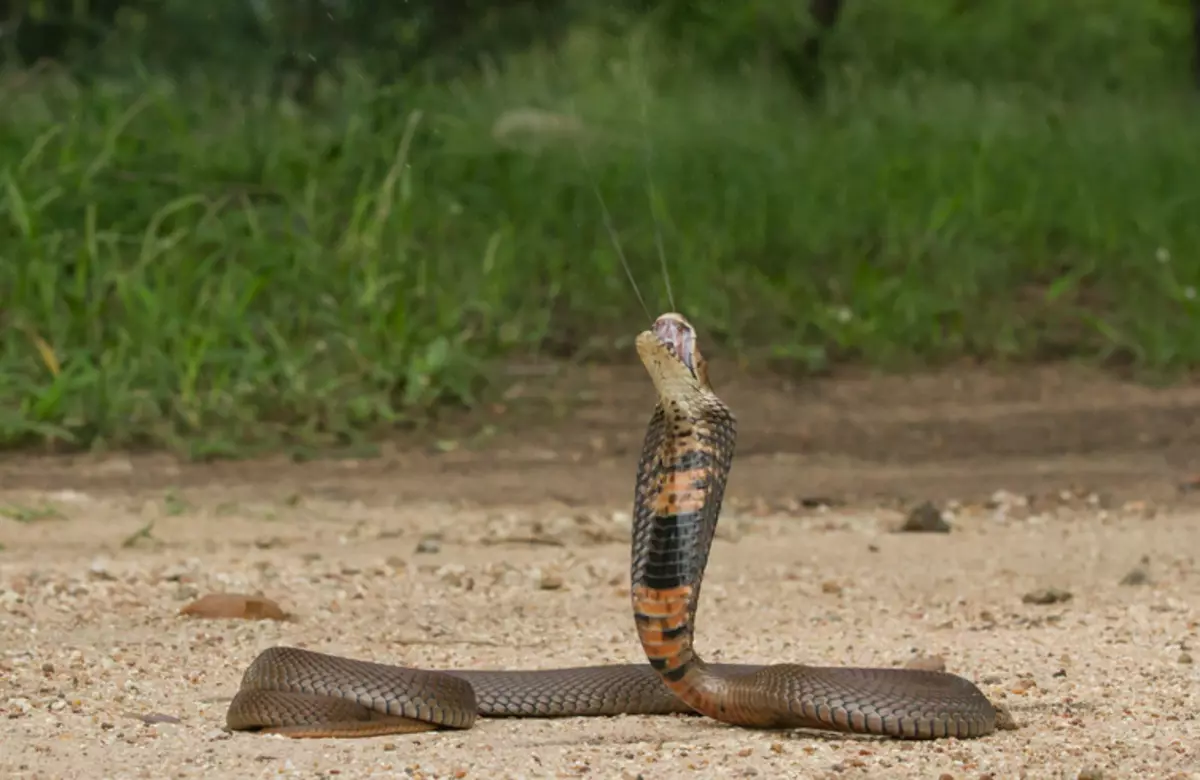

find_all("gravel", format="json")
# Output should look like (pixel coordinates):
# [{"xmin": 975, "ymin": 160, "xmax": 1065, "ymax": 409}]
[{"xmin": 1, "ymin": 486, "xmax": 1197, "ymax": 779}]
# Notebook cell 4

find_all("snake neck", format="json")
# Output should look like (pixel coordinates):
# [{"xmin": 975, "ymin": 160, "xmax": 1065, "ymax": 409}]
[{"xmin": 630, "ymin": 394, "xmax": 742, "ymax": 720}]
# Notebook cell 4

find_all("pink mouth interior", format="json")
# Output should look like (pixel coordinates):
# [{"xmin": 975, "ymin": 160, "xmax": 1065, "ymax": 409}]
[{"xmin": 652, "ymin": 317, "xmax": 696, "ymax": 374}]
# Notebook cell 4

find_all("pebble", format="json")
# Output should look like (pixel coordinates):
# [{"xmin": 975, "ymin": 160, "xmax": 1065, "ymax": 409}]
[
  {"xmin": 1120, "ymin": 568, "xmax": 1150, "ymax": 586},
  {"xmin": 415, "ymin": 537, "xmax": 442, "ymax": 554},
  {"xmin": 903, "ymin": 654, "xmax": 947, "ymax": 672},
  {"xmin": 88, "ymin": 558, "xmax": 116, "ymax": 580},
  {"xmin": 2, "ymin": 490, "xmax": 1196, "ymax": 779},
  {"xmin": 1022, "ymin": 587, "xmax": 1072, "ymax": 605},
  {"xmin": 899, "ymin": 501, "xmax": 950, "ymax": 533},
  {"xmin": 436, "ymin": 564, "xmax": 472, "ymax": 589},
  {"xmin": 137, "ymin": 712, "xmax": 182, "ymax": 725}
]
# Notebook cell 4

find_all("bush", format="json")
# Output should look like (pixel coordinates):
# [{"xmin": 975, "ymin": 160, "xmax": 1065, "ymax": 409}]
[{"xmin": 2, "ymin": 6, "xmax": 1198, "ymax": 454}]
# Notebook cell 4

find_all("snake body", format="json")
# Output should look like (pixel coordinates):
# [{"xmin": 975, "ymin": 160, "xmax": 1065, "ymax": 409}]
[{"xmin": 226, "ymin": 313, "xmax": 999, "ymax": 739}]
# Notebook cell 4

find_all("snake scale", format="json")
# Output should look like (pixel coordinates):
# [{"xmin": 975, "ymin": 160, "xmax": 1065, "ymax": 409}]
[{"xmin": 225, "ymin": 313, "xmax": 1000, "ymax": 739}]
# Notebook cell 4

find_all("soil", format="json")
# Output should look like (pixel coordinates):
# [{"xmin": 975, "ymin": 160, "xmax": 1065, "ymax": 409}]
[{"xmin": 1, "ymin": 362, "xmax": 1198, "ymax": 779}]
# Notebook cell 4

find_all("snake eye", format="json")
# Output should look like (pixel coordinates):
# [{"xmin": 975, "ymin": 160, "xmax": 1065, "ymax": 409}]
[{"xmin": 652, "ymin": 313, "xmax": 697, "ymax": 376}]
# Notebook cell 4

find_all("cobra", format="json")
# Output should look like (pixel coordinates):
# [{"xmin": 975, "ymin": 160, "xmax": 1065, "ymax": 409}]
[{"xmin": 224, "ymin": 313, "xmax": 999, "ymax": 739}]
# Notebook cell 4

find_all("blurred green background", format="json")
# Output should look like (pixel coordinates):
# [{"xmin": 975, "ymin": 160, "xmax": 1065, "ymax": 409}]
[{"xmin": 2, "ymin": 0, "xmax": 1199, "ymax": 455}]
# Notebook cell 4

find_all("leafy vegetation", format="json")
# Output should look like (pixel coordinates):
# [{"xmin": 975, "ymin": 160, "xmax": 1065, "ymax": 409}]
[{"xmin": 2, "ymin": 3, "xmax": 1198, "ymax": 455}]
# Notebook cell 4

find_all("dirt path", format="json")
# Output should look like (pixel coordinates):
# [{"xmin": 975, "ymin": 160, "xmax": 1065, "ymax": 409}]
[{"xmin": 1, "ymin": 364, "xmax": 1198, "ymax": 779}]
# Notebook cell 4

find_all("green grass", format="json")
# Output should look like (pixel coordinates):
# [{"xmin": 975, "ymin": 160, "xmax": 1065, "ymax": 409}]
[{"xmin": 2, "ymin": 19, "xmax": 1199, "ymax": 456}]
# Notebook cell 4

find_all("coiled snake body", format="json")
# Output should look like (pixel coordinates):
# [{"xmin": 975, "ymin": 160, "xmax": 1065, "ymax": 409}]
[{"xmin": 226, "ymin": 313, "xmax": 999, "ymax": 739}]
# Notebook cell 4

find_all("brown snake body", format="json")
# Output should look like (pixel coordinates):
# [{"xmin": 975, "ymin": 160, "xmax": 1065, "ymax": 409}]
[{"xmin": 226, "ymin": 313, "xmax": 999, "ymax": 739}]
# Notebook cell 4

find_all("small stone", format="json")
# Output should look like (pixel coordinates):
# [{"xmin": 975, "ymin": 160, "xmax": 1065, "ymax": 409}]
[
  {"xmin": 1077, "ymin": 768, "xmax": 1105, "ymax": 780},
  {"xmin": 138, "ymin": 712, "xmax": 182, "ymax": 725},
  {"xmin": 820, "ymin": 580, "xmax": 842, "ymax": 595},
  {"xmin": 7, "ymin": 697, "xmax": 32, "ymax": 715},
  {"xmin": 415, "ymin": 537, "xmax": 441, "ymax": 554},
  {"xmin": 1009, "ymin": 677, "xmax": 1037, "ymax": 695},
  {"xmin": 1121, "ymin": 500, "xmax": 1156, "ymax": 519},
  {"xmin": 993, "ymin": 704, "xmax": 1019, "ymax": 730},
  {"xmin": 904, "ymin": 654, "xmax": 946, "ymax": 672},
  {"xmin": 1119, "ymin": 568, "xmax": 1149, "ymax": 586},
  {"xmin": 539, "ymin": 571, "xmax": 565, "ymax": 590},
  {"xmin": 88, "ymin": 558, "xmax": 116, "ymax": 580},
  {"xmin": 987, "ymin": 489, "xmax": 1028, "ymax": 510},
  {"xmin": 41, "ymin": 662, "xmax": 54, "ymax": 674},
  {"xmin": 436, "ymin": 565, "xmax": 471, "ymax": 589},
  {"xmin": 1119, "ymin": 556, "xmax": 1151, "ymax": 586},
  {"xmin": 899, "ymin": 501, "xmax": 950, "ymax": 533},
  {"xmin": 1022, "ymin": 587, "xmax": 1072, "ymax": 605},
  {"xmin": 1179, "ymin": 653, "xmax": 1194, "ymax": 665},
  {"xmin": 160, "ymin": 566, "xmax": 192, "ymax": 582}
]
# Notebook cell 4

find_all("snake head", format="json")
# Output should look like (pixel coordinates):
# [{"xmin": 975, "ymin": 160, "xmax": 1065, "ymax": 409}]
[
  {"xmin": 652, "ymin": 313, "xmax": 698, "ymax": 375},
  {"xmin": 638, "ymin": 312, "xmax": 711, "ymax": 392}
]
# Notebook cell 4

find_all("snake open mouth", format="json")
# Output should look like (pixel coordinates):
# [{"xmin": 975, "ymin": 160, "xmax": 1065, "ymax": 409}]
[{"xmin": 652, "ymin": 314, "xmax": 697, "ymax": 376}]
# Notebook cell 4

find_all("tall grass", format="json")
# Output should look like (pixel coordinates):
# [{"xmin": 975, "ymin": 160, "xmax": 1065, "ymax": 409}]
[{"xmin": 2, "ymin": 18, "xmax": 1199, "ymax": 455}]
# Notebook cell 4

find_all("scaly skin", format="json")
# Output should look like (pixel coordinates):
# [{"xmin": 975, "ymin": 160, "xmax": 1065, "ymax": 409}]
[{"xmin": 223, "ymin": 312, "xmax": 1000, "ymax": 740}]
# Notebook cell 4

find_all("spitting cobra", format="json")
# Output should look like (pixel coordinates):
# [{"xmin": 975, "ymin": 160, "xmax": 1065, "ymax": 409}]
[{"xmin": 225, "ymin": 313, "xmax": 999, "ymax": 739}]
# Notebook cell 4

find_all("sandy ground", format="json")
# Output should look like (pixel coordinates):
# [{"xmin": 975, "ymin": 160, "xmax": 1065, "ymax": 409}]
[{"xmin": 2, "ymin": 364, "xmax": 1199, "ymax": 779}]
